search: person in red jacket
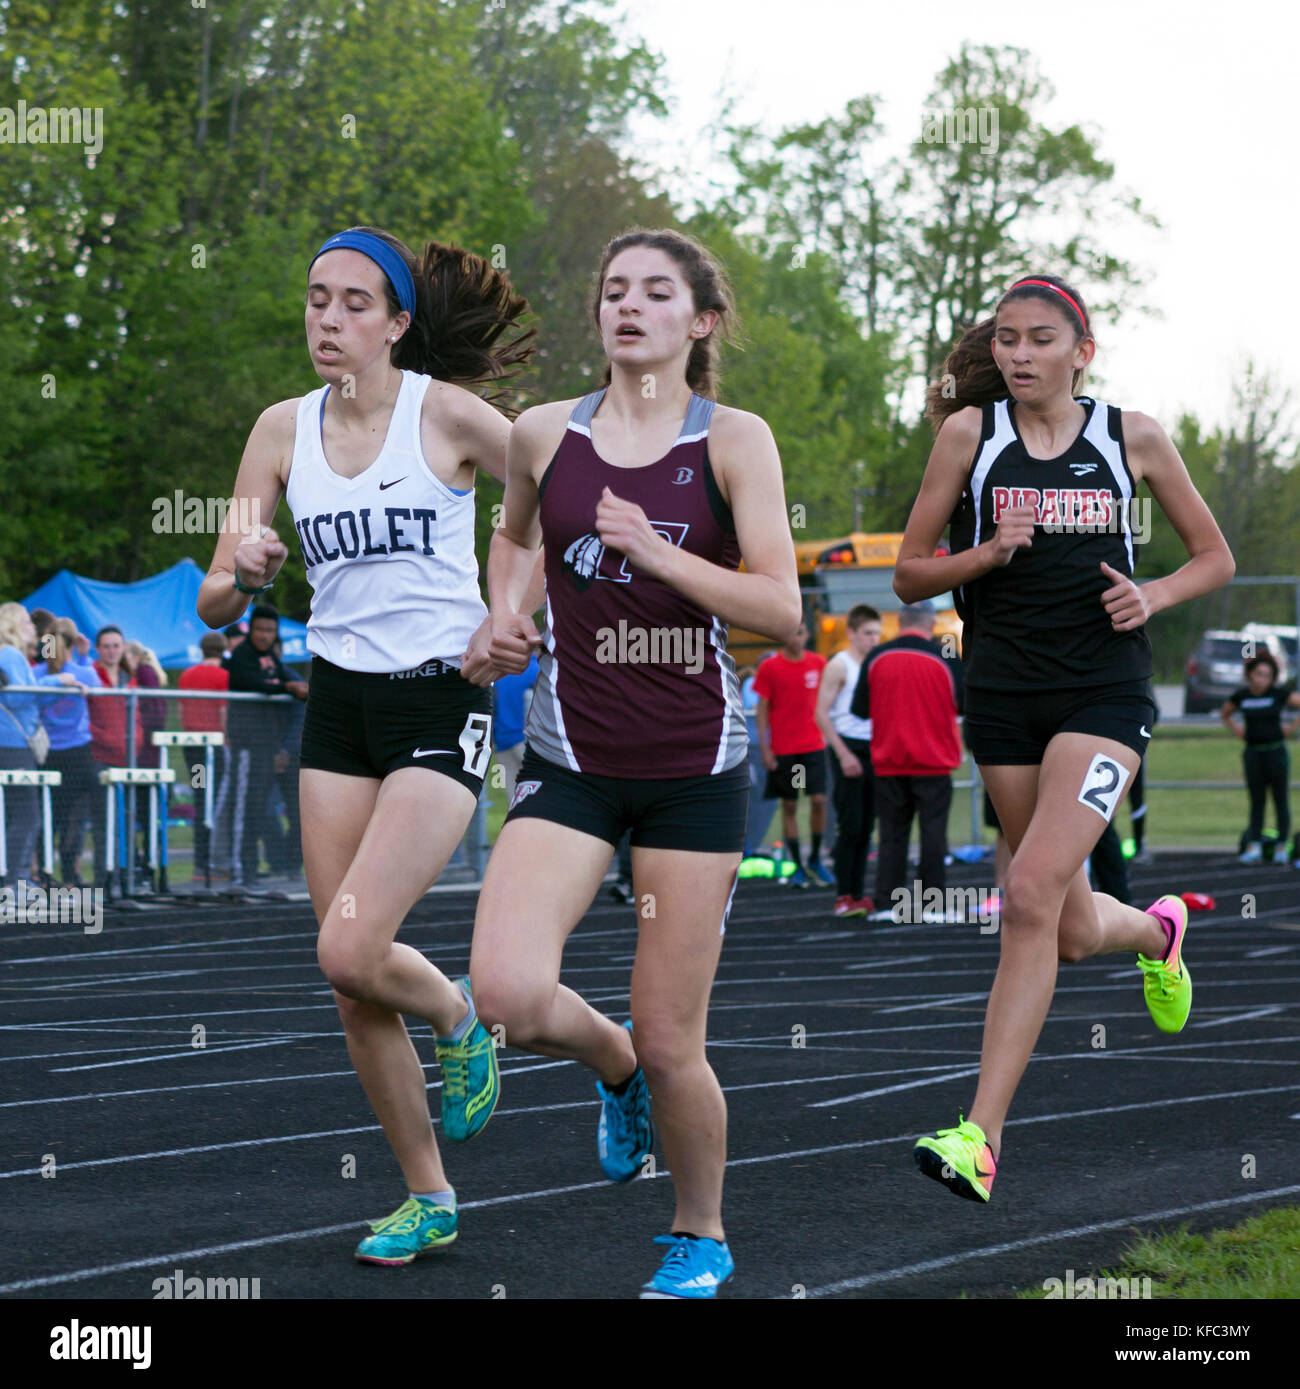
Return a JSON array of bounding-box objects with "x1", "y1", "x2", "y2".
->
[
  {"x1": 850, "y1": 601, "x2": 962, "y2": 919},
  {"x1": 87, "y1": 625, "x2": 143, "y2": 889}
]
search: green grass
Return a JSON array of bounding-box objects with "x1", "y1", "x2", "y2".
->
[{"x1": 1016, "y1": 1205, "x2": 1300, "y2": 1299}]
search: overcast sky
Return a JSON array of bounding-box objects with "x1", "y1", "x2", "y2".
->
[{"x1": 623, "y1": 0, "x2": 1297, "y2": 436}]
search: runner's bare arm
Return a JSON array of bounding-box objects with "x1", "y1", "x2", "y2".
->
[
  {"x1": 197, "y1": 399, "x2": 297, "y2": 630},
  {"x1": 893, "y1": 408, "x2": 1022, "y2": 602},
  {"x1": 1122, "y1": 412, "x2": 1235, "y2": 617}
]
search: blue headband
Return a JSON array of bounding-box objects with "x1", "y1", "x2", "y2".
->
[{"x1": 310, "y1": 230, "x2": 416, "y2": 320}]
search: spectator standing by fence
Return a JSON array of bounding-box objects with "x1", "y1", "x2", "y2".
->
[
  {"x1": 0, "y1": 605, "x2": 82, "y2": 888},
  {"x1": 33, "y1": 617, "x2": 100, "y2": 885},
  {"x1": 88, "y1": 626, "x2": 145, "y2": 890},
  {"x1": 179, "y1": 633, "x2": 229, "y2": 882},
  {"x1": 223, "y1": 605, "x2": 307, "y2": 888},
  {"x1": 851, "y1": 601, "x2": 963, "y2": 919}
]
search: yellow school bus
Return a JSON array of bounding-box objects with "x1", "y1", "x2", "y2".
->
[{"x1": 727, "y1": 532, "x2": 962, "y2": 674}]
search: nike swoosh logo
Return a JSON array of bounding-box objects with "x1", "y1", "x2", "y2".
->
[
  {"x1": 1139, "y1": 725, "x2": 1151, "y2": 738},
  {"x1": 379, "y1": 477, "x2": 407, "y2": 491},
  {"x1": 412, "y1": 748, "x2": 456, "y2": 758},
  {"x1": 974, "y1": 1164, "x2": 993, "y2": 1178}
]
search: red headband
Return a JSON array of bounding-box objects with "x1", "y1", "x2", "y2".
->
[{"x1": 1005, "y1": 278, "x2": 1089, "y2": 333}]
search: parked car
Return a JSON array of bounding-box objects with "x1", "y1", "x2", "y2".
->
[
  {"x1": 1242, "y1": 623, "x2": 1297, "y2": 683},
  {"x1": 1184, "y1": 626, "x2": 1295, "y2": 713}
]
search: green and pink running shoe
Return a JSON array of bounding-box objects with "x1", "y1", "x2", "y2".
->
[
  {"x1": 914, "y1": 1115, "x2": 997, "y2": 1203},
  {"x1": 1137, "y1": 894, "x2": 1192, "y2": 1033}
]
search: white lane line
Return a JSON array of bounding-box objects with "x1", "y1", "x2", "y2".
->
[
  {"x1": 0, "y1": 1063, "x2": 994, "y2": 1180},
  {"x1": 1245, "y1": 945, "x2": 1295, "y2": 958},
  {"x1": 10, "y1": 1024, "x2": 1300, "y2": 1111},
  {"x1": 807, "y1": 1067, "x2": 982, "y2": 1106},
  {"x1": 1192, "y1": 1005, "x2": 1286, "y2": 1029},
  {"x1": 803, "y1": 1184, "x2": 1300, "y2": 1298},
  {"x1": 51, "y1": 1038, "x2": 304, "y2": 1072},
  {"x1": 877, "y1": 992, "x2": 988, "y2": 1014},
  {"x1": 0, "y1": 1056, "x2": 574, "y2": 1110},
  {"x1": 5, "y1": 1085, "x2": 1300, "y2": 1294},
  {"x1": 843, "y1": 955, "x2": 936, "y2": 971},
  {"x1": 0, "y1": 1177, "x2": 626, "y2": 1294}
]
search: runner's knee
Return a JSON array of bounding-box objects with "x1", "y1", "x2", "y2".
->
[
  {"x1": 1001, "y1": 860, "x2": 1070, "y2": 932},
  {"x1": 630, "y1": 1009, "x2": 704, "y2": 1083},
  {"x1": 471, "y1": 972, "x2": 553, "y2": 1048}
]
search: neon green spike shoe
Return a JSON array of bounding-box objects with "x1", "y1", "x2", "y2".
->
[
  {"x1": 1137, "y1": 894, "x2": 1192, "y2": 1033},
  {"x1": 913, "y1": 1115, "x2": 997, "y2": 1203},
  {"x1": 355, "y1": 1195, "x2": 457, "y2": 1265},
  {"x1": 435, "y1": 976, "x2": 500, "y2": 1141}
]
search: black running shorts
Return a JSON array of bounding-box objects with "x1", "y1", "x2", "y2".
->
[
  {"x1": 503, "y1": 746, "x2": 749, "y2": 853},
  {"x1": 763, "y1": 748, "x2": 828, "y2": 801},
  {"x1": 299, "y1": 656, "x2": 493, "y2": 795},
  {"x1": 963, "y1": 679, "x2": 1157, "y2": 766}
]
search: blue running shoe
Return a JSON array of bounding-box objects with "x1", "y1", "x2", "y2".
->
[
  {"x1": 435, "y1": 976, "x2": 500, "y2": 1142},
  {"x1": 596, "y1": 1021, "x2": 653, "y2": 1182},
  {"x1": 640, "y1": 1234, "x2": 735, "y2": 1299},
  {"x1": 355, "y1": 1195, "x2": 457, "y2": 1266},
  {"x1": 806, "y1": 860, "x2": 834, "y2": 888},
  {"x1": 786, "y1": 865, "x2": 810, "y2": 889}
]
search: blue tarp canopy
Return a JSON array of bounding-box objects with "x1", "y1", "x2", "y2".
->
[{"x1": 23, "y1": 558, "x2": 309, "y2": 668}]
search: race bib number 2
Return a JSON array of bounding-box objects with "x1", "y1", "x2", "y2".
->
[{"x1": 1077, "y1": 753, "x2": 1131, "y2": 822}]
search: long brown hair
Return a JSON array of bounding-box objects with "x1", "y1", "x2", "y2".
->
[
  {"x1": 334, "y1": 226, "x2": 536, "y2": 416},
  {"x1": 925, "y1": 273, "x2": 1093, "y2": 431},
  {"x1": 42, "y1": 618, "x2": 77, "y2": 674},
  {"x1": 591, "y1": 229, "x2": 739, "y2": 400}
]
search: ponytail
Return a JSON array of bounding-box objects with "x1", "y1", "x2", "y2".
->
[{"x1": 346, "y1": 227, "x2": 536, "y2": 416}]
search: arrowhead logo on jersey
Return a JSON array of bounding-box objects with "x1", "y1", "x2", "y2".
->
[
  {"x1": 510, "y1": 779, "x2": 542, "y2": 810},
  {"x1": 1069, "y1": 462, "x2": 1098, "y2": 477}
]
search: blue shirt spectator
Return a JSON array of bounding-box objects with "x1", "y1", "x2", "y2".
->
[
  {"x1": 494, "y1": 655, "x2": 540, "y2": 753},
  {"x1": 32, "y1": 648, "x2": 99, "y2": 749}
]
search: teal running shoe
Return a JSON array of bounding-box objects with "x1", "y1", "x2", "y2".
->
[
  {"x1": 435, "y1": 976, "x2": 500, "y2": 1142},
  {"x1": 640, "y1": 1234, "x2": 735, "y2": 1299},
  {"x1": 596, "y1": 1021, "x2": 653, "y2": 1182},
  {"x1": 355, "y1": 1195, "x2": 457, "y2": 1265}
]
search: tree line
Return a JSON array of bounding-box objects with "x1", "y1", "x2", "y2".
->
[{"x1": 1, "y1": 0, "x2": 1293, "y2": 680}]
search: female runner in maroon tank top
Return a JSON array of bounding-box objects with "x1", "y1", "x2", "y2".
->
[{"x1": 465, "y1": 229, "x2": 800, "y2": 1298}]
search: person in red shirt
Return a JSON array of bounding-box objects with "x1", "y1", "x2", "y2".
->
[
  {"x1": 179, "y1": 632, "x2": 229, "y2": 881},
  {"x1": 753, "y1": 621, "x2": 831, "y2": 887}
]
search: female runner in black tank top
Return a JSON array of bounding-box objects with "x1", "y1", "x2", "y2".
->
[
  {"x1": 893, "y1": 275, "x2": 1233, "y2": 1203},
  {"x1": 464, "y1": 230, "x2": 801, "y2": 1297}
]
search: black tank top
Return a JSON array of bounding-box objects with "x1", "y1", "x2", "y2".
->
[{"x1": 948, "y1": 397, "x2": 1153, "y2": 691}]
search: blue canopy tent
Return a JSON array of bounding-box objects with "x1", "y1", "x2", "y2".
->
[{"x1": 23, "y1": 558, "x2": 309, "y2": 667}]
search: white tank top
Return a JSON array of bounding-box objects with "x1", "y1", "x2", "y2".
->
[
  {"x1": 828, "y1": 649, "x2": 872, "y2": 741},
  {"x1": 285, "y1": 370, "x2": 486, "y2": 672}
]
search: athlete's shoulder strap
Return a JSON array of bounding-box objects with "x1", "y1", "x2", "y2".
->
[
  {"x1": 567, "y1": 390, "x2": 607, "y2": 433},
  {"x1": 679, "y1": 393, "x2": 716, "y2": 442}
]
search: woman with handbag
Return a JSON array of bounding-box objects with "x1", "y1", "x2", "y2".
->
[{"x1": 0, "y1": 603, "x2": 85, "y2": 888}]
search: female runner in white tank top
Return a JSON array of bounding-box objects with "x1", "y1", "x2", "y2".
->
[{"x1": 198, "y1": 226, "x2": 536, "y2": 1264}]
